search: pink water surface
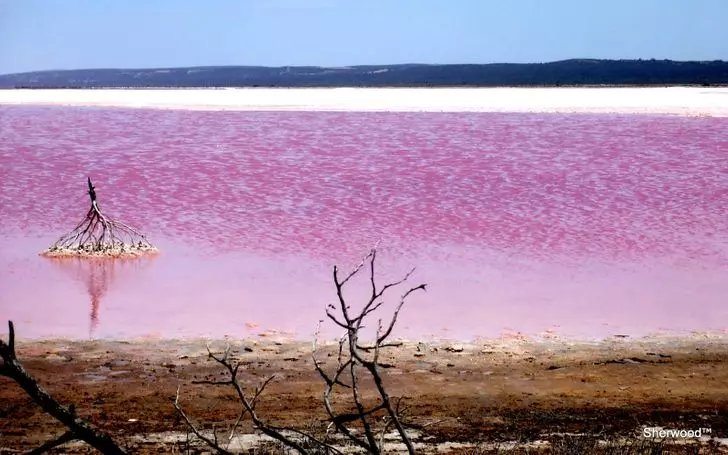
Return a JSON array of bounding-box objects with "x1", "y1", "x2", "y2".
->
[{"x1": 1, "y1": 106, "x2": 727, "y2": 341}]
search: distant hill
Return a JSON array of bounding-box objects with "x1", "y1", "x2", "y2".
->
[{"x1": 1, "y1": 59, "x2": 727, "y2": 88}]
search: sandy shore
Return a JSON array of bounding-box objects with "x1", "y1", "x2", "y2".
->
[
  {"x1": 1, "y1": 87, "x2": 727, "y2": 116},
  {"x1": 2, "y1": 335, "x2": 728, "y2": 453}
]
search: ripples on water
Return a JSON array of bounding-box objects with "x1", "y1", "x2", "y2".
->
[{"x1": 0, "y1": 106, "x2": 726, "y2": 340}]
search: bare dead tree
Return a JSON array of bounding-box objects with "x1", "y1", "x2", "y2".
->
[
  {"x1": 41, "y1": 177, "x2": 157, "y2": 258},
  {"x1": 311, "y1": 247, "x2": 426, "y2": 455},
  {"x1": 0, "y1": 321, "x2": 127, "y2": 454},
  {"x1": 173, "y1": 247, "x2": 425, "y2": 454}
]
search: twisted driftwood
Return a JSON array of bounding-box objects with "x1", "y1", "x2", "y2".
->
[{"x1": 41, "y1": 177, "x2": 157, "y2": 258}]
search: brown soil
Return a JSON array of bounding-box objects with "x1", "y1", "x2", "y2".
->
[{"x1": 1, "y1": 335, "x2": 728, "y2": 453}]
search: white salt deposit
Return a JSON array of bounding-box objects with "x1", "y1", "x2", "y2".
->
[{"x1": 0, "y1": 87, "x2": 726, "y2": 116}]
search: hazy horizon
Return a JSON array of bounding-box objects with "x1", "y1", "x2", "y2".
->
[{"x1": 4, "y1": 57, "x2": 728, "y2": 77}]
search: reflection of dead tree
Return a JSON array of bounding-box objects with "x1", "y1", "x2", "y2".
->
[
  {"x1": 174, "y1": 247, "x2": 425, "y2": 455},
  {"x1": 0, "y1": 321, "x2": 127, "y2": 454},
  {"x1": 42, "y1": 177, "x2": 157, "y2": 258},
  {"x1": 48, "y1": 257, "x2": 114, "y2": 335},
  {"x1": 46, "y1": 256, "x2": 155, "y2": 337}
]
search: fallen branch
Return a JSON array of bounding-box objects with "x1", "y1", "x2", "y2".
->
[{"x1": 0, "y1": 321, "x2": 127, "y2": 454}]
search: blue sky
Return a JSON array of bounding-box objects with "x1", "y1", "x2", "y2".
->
[{"x1": 1, "y1": 0, "x2": 727, "y2": 74}]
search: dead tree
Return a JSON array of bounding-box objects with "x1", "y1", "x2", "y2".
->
[
  {"x1": 174, "y1": 247, "x2": 425, "y2": 454},
  {"x1": 42, "y1": 177, "x2": 157, "y2": 258},
  {"x1": 311, "y1": 247, "x2": 425, "y2": 454},
  {"x1": 0, "y1": 321, "x2": 127, "y2": 454}
]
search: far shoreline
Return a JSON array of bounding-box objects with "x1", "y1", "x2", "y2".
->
[{"x1": 1, "y1": 86, "x2": 726, "y2": 116}]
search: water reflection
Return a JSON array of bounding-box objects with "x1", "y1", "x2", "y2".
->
[{"x1": 45, "y1": 256, "x2": 155, "y2": 337}]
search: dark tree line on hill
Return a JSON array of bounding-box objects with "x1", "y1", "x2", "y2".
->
[{"x1": 1, "y1": 59, "x2": 727, "y2": 89}]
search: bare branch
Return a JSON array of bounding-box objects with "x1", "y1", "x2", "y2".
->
[
  {"x1": 340, "y1": 246, "x2": 377, "y2": 286},
  {"x1": 24, "y1": 430, "x2": 75, "y2": 455},
  {"x1": 8, "y1": 320, "x2": 15, "y2": 359},
  {"x1": 250, "y1": 375, "x2": 276, "y2": 409},
  {"x1": 378, "y1": 284, "x2": 427, "y2": 344},
  {"x1": 376, "y1": 268, "x2": 417, "y2": 301},
  {"x1": 312, "y1": 325, "x2": 353, "y2": 390},
  {"x1": 333, "y1": 268, "x2": 354, "y2": 326},
  {"x1": 1, "y1": 320, "x2": 127, "y2": 454},
  {"x1": 178, "y1": 344, "x2": 316, "y2": 455},
  {"x1": 369, "y1": 248, "x2": 378, "y2": 300},
  {"x1": 325, "y1": 310, "x2": 349, "y2": 330},
  {"x1": 227, "y1": 408, "x2": 246, "y2": 447},
  {"x1": 357, "y1": 300, "x2": 386, "y2": 323},
  {"x1": 332, "y1": 403, "x2": 387, "y2": 425},
  {"x1": 349, "y1": 359, "x2": 379, "y2": 451}
]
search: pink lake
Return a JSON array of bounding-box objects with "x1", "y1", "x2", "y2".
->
[{"x1": 1, "y1": 106, "x2": 727, "y2": 341}]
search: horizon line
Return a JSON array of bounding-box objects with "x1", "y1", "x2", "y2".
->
[{"x1": 3, "y1": 57, "x2": 727, "y2": 77}]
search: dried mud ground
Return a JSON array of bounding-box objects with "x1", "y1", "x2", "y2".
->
[{"x1": 2, "y1": 334, "x2": 728, "y2": 453}]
